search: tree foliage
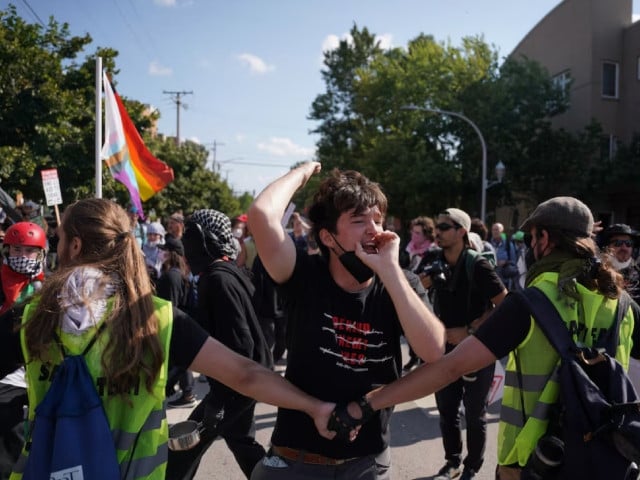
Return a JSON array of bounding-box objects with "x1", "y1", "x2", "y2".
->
[
  {"x1": 140, "y1": 138, "x2": 240, "y2": 218},
  {"x1": 309, "y1": 25, "x2": 604, "y2": 225},
  {"x1": 0, "y1": 5, "x2": 246, "y2": 219}
]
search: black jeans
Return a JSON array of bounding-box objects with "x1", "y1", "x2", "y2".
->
[
  {"x1": 166, "y1": 392, "x2": 266, "y2": 479},
  {"x1": 0, "y1": 384, "x2": 27, "y2": 479},
  {"x1": 434, "y1": 362, "x2": 494, "y2": 472},
  {"x1": 166, "y1": 367, "x2": 194, "y2": 397},
  {"x1": 258, "y1": 316, "x2": 287, "y2": 363}
]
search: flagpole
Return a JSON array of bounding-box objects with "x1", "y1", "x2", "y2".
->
[{"x1": 95, "y1": 56, "x2": 103, "y2": 198}]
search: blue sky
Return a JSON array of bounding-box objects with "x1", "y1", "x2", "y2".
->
[{"x1": 13, "y1": 0, "x2": 640, "y2": 197}]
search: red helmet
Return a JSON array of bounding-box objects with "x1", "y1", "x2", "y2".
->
[{"x1": 3, "y1": 222, "x2": 47, "y2": 249}]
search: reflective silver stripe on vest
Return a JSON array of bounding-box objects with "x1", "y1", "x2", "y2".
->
[
  {"x1": 499, "y1": 404, "x2": 526, "y2": 427},
  {"x1": 112, "y1": 407, "x2": 166, "y2": 451},
  {"x1": 120, "y1": 442, "x2": 168, "y2": 479},
  {"x1": 11, "y1": 419, "x2": 35, "y2": 474},
  {"x1": 504, "y1": 371, "x2": 550, "y2": 391},
  {"x1": 12, "y1": 451, "x2": 27, "y2": 474},
  {"x1": 500, "y1": 396, "x2": 555, "y2": 426},
  {"x1": 500, "y1": 369, "x2": 559, "y2": 426}
]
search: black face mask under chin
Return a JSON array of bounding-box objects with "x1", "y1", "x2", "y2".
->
[{"x1": 331, "y1": 235, "x2": 374, "y2": 283}]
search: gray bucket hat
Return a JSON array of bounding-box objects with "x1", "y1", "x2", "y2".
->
[{"x1": 520, "y1": 196, "x2": 593, "y2": 238}]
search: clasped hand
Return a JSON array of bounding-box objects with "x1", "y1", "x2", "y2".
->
[{"x1": 326, "y1": 397, "x2": 374, "y2": 442}]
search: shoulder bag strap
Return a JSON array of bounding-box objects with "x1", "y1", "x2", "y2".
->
[
  {"x1": 514, "y1": 287, "x2": 575, "y2": 358},
  {"x1": 517, "y1": 287, "x2": 629, "y2": 357},
  {"x1": 597, "y1": 290, "x2": 629, "y2": 356}
]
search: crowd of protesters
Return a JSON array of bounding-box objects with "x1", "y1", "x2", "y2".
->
[{"x1": 1, "y1": 169, "x2": 639, "y2": 479}]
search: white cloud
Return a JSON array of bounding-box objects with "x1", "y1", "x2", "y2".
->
[
  {"x1": 154, "y1": 0, "x2": 176, "y2": 6},
  {"x1": 189, "y1": 136, "x2": 201, "y2": 144},
  {"x1": 634, "y1": 13, "x2": 640, "y2": 23},
  {"x1": 321, "y1": 32, "x2": 394, "y2": 53},
  {"x1": 322, "y1": 34, "x2": 341, "y2": 53},
  {"x1": 235, "y1": 133, "x2": 246, "y2": 143},
  {"x1": 257, "y1": 137, "x2": 315, "y2": 157},
  {"x1": 376, "y1": 33, "x2": 393, "y2": 50},
  {"x1": 237, "y1": 53, "x2": 275, "y2": 74},
  {"x1": 148, "y1": 61, "x2": 172, "y2": 76}
]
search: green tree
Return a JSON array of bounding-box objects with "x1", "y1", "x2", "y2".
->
[
  {"x1": 140, "y1": 139, "x2": 240, "y2": 218},
  {"x1": 309, "y1": 24, "x2": 383, "y2": 172},
  {"x1": 0, "y1": 5, "x2": 245, "y2": 218},
  {"x1": 311, "y1": 29, "x2": 499, "y2": 221},
  {"x1": 310, "y1": 26, "x2": 605, "y2": 226},
  {"x1": 0, "y1": 5, "x2": 96, "y2": 202}
]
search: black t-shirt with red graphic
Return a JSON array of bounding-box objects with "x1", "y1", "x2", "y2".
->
[{"x1": 271, "y1": 253, "x2": 404, "y2": 459}]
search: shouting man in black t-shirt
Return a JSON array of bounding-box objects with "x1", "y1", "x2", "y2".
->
[
  {"x1": 248, "y1": 162, "x2": 446, "y2": 480},
  {"x1": 423, "y1": 208, "x2": 507, "y2": 480}
]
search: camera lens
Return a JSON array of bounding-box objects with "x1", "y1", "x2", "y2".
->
[
  {"x1": 524, "y1": 435, "x2": 564, "y2": 479},
  {"x1": 535, "y1": 436, "x2": 564, "y2": 467}
]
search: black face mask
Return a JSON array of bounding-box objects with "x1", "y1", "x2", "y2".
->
[
  {"x1": 331, "y1": 234, "x2": 374, "y2": 283},
  {"x1": 183, "y1": 225, "x2": 212, "y2": 274},
  {"x1": 338, "y1": 251, "x2": 375, "y2": 283}
]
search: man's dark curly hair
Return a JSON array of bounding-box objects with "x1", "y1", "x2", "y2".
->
[{"x1": 307, "y1": 169, "x2": 387, "y2": 257}]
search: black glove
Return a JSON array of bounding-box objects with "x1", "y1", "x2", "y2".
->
[{"x1": 327, "y1": 397, "x2": 375, "y2": 442}]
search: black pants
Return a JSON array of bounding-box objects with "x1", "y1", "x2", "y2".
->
[
  {"x1": 166, "y1": 367, "x2": 194, "y2": 397},
  {"x1": 434, "y1": 362, "x2": 494, "y2": 472},
  {"x1": 0, "y1": 384, "x2": 27, "y2": 480},
  {"x1": 166, "y1": 392, "x2": 266, "y2": 479},
  {"x1": 258, "y1": 316, "x2": 287, "y2": 363}
]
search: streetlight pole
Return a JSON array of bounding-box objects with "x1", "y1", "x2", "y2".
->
[{"x1": 402, "y1": 104, "x2": 488, "y2": 223}]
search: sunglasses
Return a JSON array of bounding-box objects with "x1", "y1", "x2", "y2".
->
[
  {"x1": 611, "y1": 239, "x2": 633, "y2": 248},
  {"x1": 436, "y1": 223, "x2": 459, "y2": 231}
]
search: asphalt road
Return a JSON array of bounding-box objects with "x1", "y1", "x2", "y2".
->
[{"x1": 167, "y1": 342, "x2": 501, "y2": 480}]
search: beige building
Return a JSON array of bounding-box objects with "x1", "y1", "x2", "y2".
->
[{"x1": 510, "y1": 0, "x2": 640, "y2": 225}]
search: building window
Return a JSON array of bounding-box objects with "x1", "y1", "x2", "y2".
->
[
  {"x1": 600, "y1": 134, "x2": 619, "y2": 161},
  {"x1": 552, "y1": 70, "x2": 572, "y2": 93},
  {"x1": 602, "y1": 62, "x2": 619, "y2": 98}
]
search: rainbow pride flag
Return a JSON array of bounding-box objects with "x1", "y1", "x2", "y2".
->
[{"x1": 101, "y1": 73, "x2": 174, "y2": 217}]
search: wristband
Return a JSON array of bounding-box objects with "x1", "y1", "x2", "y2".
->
[{"x1": 357, "y1": 396, "x2": 375, "y2": 421}]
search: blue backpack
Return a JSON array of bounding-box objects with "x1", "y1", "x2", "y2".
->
[
  {"x1": 22, "y1": 326, "x2": 120, "y2": 480},
  {"x1": 516, "y1": 287, "x2": 640, "y2": 480}
]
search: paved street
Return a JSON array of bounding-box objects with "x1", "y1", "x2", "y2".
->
[{"x1": 168, "y1": 342, "x2": 501, "y2": 480}]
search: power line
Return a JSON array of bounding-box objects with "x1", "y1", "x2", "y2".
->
[
  {"x1": 111, "y1": 0, "x2": 155, "y2": 59},
  {"x1": 19, "y1": 0, "x2": 46, "y2": 27},
  {"x1": 122, "y1": 0, "x2": 160, "y2": 51}
]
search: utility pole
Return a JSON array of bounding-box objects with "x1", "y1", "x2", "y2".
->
[
  {"x1": 163, "y1": 90, "x2": 193, "y2": 146},
  {"x1": 209, "y1": 140, "x2": 225, "y2": 171}
]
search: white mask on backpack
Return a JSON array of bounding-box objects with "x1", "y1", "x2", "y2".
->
[{"x1": 59, "y1": 266, "x2": 117, "y2": 334}]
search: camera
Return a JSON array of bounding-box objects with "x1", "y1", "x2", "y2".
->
[
  {"x1": 421, "y1": 259, "x2": 447, "y2": 285},
  {"x1": 522, "y1": 435, "x2": 565, "y2": 480}
]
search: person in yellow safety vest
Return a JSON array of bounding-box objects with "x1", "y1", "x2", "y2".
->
[
  {"x1": 0, "y1": 198, "x2": 339, "y2": 480},
  {"x1": 332, "y1": 196, "x2": 640, "y2": 480}
]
